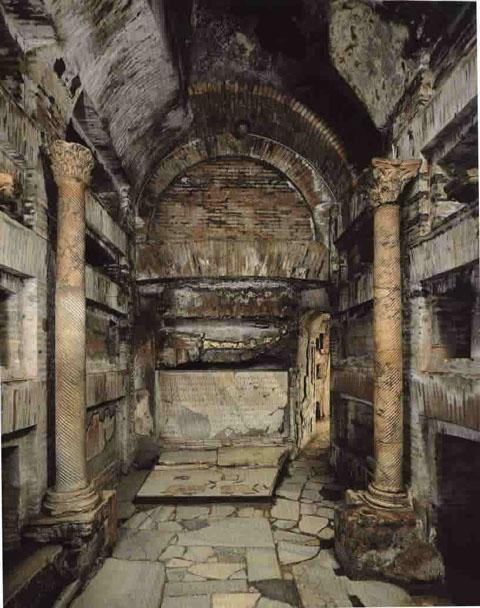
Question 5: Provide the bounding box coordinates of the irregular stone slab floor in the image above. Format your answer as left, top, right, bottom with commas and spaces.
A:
71, 422, 439, 607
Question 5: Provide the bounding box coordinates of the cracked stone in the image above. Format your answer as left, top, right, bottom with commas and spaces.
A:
271, 498, 299, 521
163, 596, 210, 608
112, 529, 174, 561
277, 541, 319, 565
273, 530, 319, 545
272, 519, 296, 530
176, 518, 274, 548
210, 505, 237, 518
188, 562, 245, 580
318, 527, 334, 541
146, 505, 176, 523
275, 482, 303, 501
315, 507, 335, 519
177, 506, 211, 520
298, 516, 329, 535
257, 599, 293, 608
167, 558, 194, 568
292, 555, 353, 608
183, 546, 216, 562
253, 579, 301, 606
161, 545, 186, 560
71, 559, 165, 608
165, 580, 249, 596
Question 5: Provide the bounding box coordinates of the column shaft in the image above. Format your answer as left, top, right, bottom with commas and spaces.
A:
371, 203, 403, 496
55, 177, 88, 492
365, 158, 421, 509
43, 140, 99, 516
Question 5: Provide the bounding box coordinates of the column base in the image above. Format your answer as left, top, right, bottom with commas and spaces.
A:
363, 482, 409, 509
334, 490, 444, 586
42, 483, 100, 517
24, 490, 117, 547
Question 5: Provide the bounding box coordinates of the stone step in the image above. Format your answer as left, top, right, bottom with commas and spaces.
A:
137, 445, 290, 501
156, 446, 289, 468
136, 465, 281, 500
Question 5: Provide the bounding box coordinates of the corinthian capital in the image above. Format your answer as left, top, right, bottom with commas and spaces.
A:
50, 140, 94, 186
370, 158, 421, 208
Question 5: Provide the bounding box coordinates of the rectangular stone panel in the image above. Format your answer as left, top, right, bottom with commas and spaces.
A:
137, 465, 280, 500
156, 370, 289, 443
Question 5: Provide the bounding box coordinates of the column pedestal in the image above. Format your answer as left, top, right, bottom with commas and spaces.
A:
335, 492, 444, 585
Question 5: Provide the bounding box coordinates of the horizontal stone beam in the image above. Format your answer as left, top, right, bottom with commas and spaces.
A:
85, 266, 127, 315
0, 211, 47, 279
1, 379, 44, 435
396, 48, 477, 157
0, 85, 40, 166
409, 211, 478, 286
85, 191, 127, 256
137, 239, 328, 281
412, 372, 480, 431
86, 370, 127, 409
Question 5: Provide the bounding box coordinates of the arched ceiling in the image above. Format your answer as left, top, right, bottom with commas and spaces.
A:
30, 0, 471, 199
141, 82, 353, 211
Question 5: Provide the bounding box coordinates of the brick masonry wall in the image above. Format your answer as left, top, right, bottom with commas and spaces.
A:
151, 157, 313, 242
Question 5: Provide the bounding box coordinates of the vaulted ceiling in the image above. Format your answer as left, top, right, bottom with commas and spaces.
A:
1, 0, 472, 200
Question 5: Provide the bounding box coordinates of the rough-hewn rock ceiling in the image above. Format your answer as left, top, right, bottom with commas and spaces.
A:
1, 0, 472, 198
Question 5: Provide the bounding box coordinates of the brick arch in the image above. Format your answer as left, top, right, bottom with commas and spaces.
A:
138, 82, 353, 209
136, 152, 330, 282
141, 133, 335, 217
186, 82, 353, 202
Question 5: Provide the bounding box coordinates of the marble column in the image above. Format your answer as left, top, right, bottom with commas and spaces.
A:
43, 140, 100, 516
365, 158, 421, 509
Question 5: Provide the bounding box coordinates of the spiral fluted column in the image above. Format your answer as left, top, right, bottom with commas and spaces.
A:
43, 140, 100, 516
365, 158, 421, 509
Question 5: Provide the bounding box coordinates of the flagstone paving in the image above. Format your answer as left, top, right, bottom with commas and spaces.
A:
71, 426, 423, 607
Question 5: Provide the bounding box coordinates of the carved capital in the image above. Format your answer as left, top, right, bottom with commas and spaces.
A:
50, 140, 94, 186
370, 158, 421, 208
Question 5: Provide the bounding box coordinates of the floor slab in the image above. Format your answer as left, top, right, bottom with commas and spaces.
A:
176, 517, 275, 548
137, 466, 280, 499
71, 559, 165, 608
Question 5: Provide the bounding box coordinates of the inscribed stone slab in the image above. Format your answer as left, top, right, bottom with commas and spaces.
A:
157, 370, 288, 441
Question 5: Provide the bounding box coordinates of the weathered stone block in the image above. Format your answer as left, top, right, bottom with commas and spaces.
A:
157, 370, 289, 443
334, 501, 444, 585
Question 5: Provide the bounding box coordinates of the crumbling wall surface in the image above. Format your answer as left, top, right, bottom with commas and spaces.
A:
296, 312, 331, 449
138, 279, 330, 447
329, 0, 412, 129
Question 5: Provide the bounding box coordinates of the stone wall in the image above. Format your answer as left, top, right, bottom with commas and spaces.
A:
0, 33, 133, 552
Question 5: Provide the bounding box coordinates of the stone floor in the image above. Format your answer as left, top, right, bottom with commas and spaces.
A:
70, 425, 430, 608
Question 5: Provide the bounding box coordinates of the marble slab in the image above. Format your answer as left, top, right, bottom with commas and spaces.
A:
175, 518, 275, 548
137, 465, 280, 500
157, 449, 217, 466
157, 370, 289, 442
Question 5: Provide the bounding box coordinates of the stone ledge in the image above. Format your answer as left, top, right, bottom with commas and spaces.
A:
334, 497, 444, 586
